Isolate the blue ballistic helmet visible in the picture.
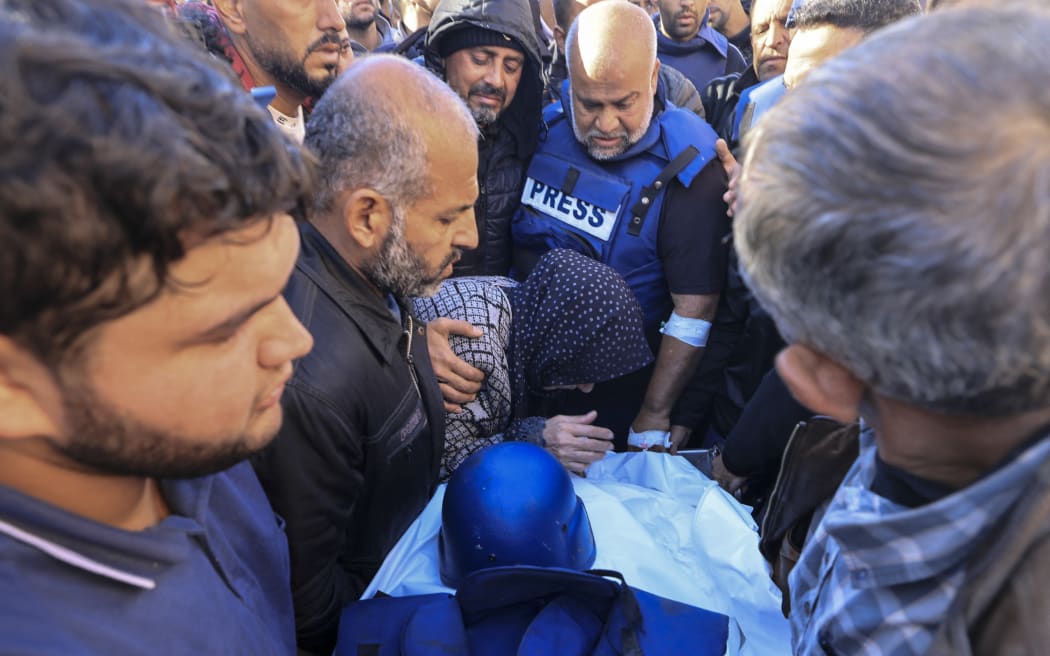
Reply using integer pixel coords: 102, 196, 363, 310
439, 442, 597, 587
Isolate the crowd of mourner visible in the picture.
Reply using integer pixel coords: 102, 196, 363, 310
1, 0, 1048, 653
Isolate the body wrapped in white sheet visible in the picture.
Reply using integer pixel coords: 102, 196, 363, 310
362, 452, 791, 656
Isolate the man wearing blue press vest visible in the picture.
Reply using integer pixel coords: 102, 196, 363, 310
512, 1, 730, 450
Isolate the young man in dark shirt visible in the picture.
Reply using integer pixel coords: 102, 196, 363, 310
0, 1, 314, 651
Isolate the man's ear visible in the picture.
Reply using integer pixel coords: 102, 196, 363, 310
650, 58, 660, 94
0, 337, 64, 442
776, 344, 863, 424
212, 0, 248, 36
342, 188, 394, 252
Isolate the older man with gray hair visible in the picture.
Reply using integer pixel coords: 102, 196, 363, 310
251, 55, 479, 654
736, 6, 1050, 654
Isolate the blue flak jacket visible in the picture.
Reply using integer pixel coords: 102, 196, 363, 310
733, 75, 787, 145
512, 80, 719, 333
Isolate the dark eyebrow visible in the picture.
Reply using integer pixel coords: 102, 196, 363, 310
192, 294, 279, 343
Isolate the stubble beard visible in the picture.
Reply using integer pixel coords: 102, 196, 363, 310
54, 368, 267, 479
363, 206, 459, 298
245, 30, 341, 99
345, 13, 376, 30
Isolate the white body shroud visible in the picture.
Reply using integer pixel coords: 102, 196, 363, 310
362, 451, 791, 656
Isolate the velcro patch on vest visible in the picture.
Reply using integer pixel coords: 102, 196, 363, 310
520, 177, 618, 242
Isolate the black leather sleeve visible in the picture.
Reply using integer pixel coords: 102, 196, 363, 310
252, 383, 366, 655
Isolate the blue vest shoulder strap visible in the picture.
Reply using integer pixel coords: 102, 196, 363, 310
544, 78, 718, 185
733, 74, 786, 144
655, 106, 719, 189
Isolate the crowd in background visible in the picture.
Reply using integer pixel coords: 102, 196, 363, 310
2, 0, 1049, 653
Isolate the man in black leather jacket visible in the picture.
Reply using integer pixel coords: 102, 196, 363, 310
251, 56, 480, 655
424, 0, 546, 277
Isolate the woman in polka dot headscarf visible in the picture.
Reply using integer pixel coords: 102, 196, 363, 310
414, 249, 654, 477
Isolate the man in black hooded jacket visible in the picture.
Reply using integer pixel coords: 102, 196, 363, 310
424, 0, 546, 278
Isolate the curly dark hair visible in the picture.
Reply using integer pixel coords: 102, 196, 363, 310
0, 0, 314, 365
788, 0, 922, 33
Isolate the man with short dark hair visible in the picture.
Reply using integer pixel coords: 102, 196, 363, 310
728, 0, 920, 145
180, 0, 350, 141
707, 0, 752, 65
251, 55, 479, 655
342, 0, 401, 52
783, 0, 919, 88
0, 0, 315, 651
737, 6, 1050, 652
653, 0, 747, 94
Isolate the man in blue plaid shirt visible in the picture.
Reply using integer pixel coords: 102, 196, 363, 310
734, 4, 1050, 654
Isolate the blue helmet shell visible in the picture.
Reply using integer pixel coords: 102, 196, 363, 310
438, 442, 597, 587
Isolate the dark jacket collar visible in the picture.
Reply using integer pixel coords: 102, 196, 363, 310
295, 222, 406, 365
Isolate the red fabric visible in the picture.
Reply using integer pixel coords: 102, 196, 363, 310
178, 2, 258, 92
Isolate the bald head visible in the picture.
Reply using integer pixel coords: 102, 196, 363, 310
566, 2, 660, 161
305, 55, 480, 296
332, 55, 475, 138
306, 55, 477, 219
567, 1, 657, 80
552, 0, 602, 54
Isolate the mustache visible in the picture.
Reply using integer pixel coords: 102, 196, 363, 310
441, 249, 463, 269
420, 249, 463, 289
305, 30, 345, 55
674, 9, 697, 20
469, 81, 506, 102
585, 127, 627, 141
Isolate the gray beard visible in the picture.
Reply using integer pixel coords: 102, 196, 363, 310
567, 88, 654, 160
362, 207, 451, 298
471, 104, 500, 129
